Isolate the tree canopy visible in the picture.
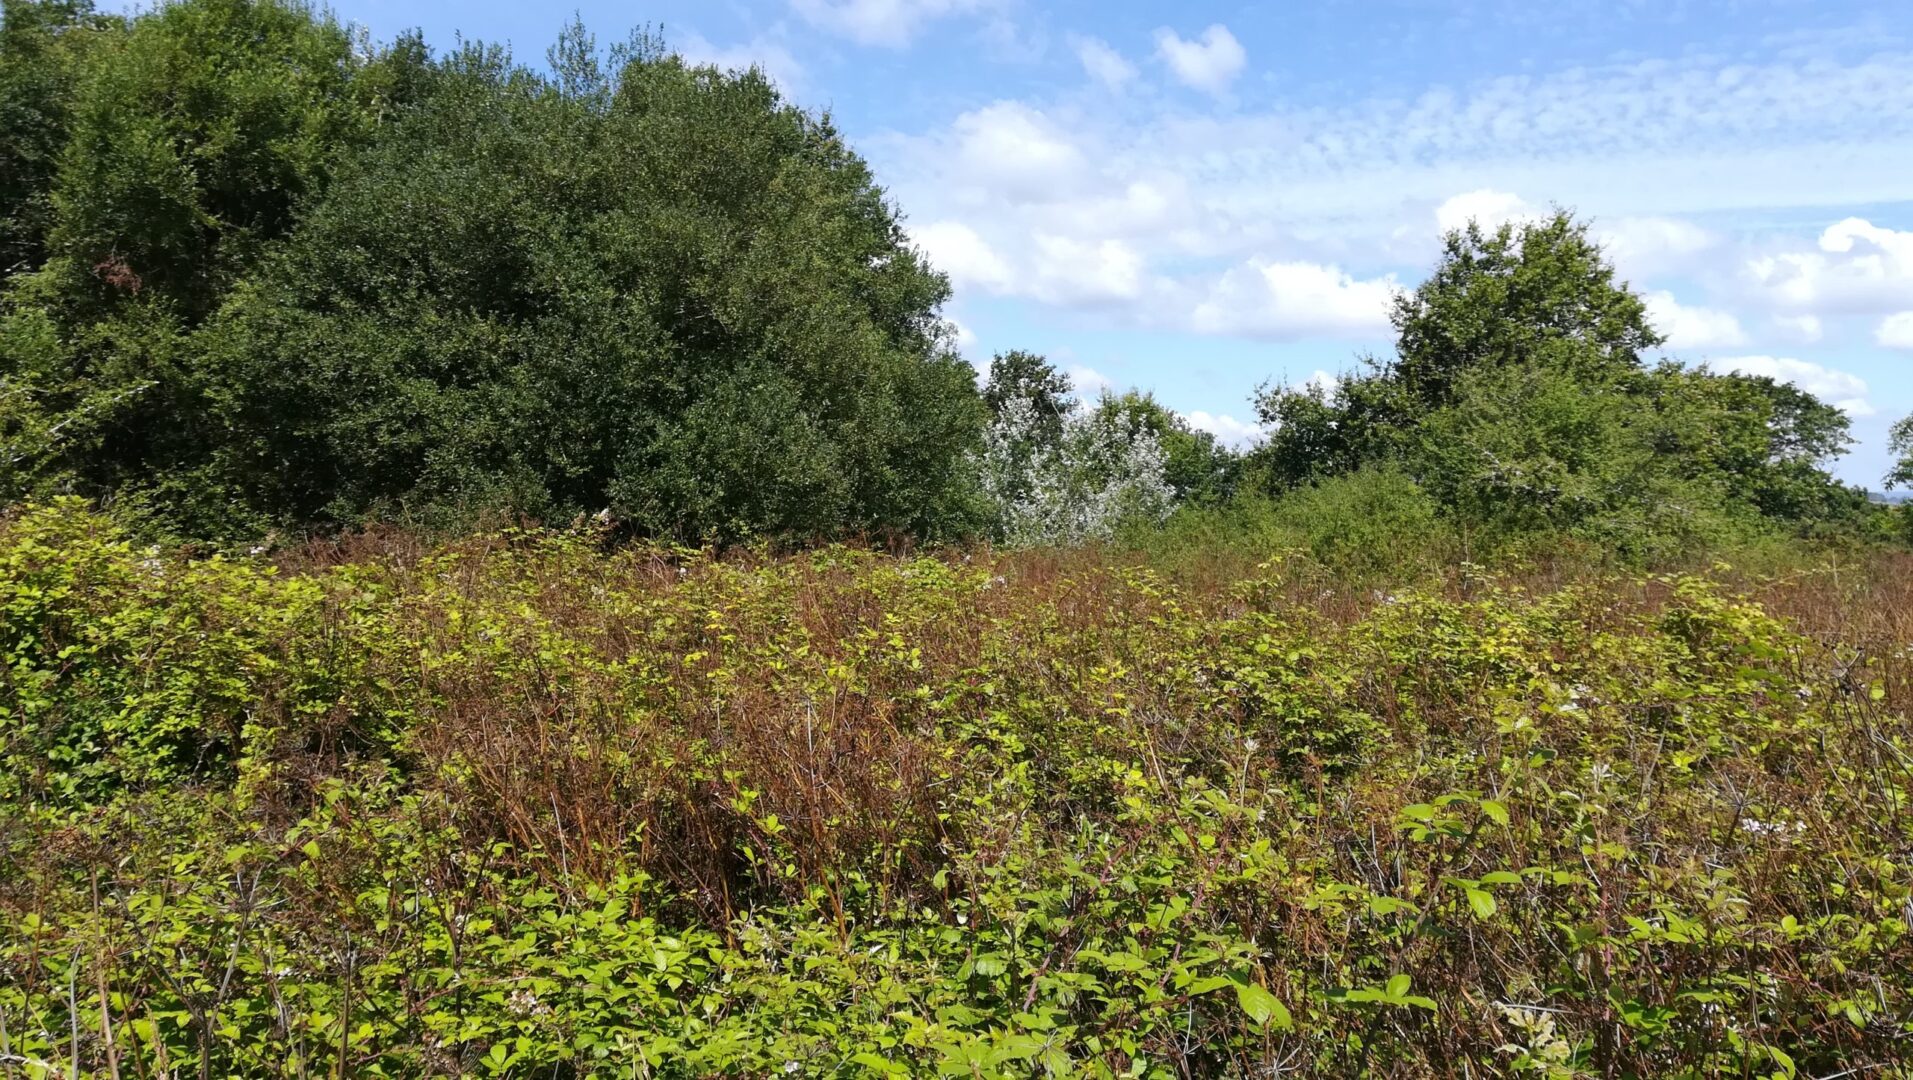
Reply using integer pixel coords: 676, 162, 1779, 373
1250, 211, 1869, 555
1, 4, 986, 541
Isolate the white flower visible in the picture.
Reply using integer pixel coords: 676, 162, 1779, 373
973, 395, 1175, 547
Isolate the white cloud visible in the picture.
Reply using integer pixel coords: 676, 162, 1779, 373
790, 0, 991, 47
1296, 369, 1341, 396
1191, 260, 1398, 340
1745, 218, 1913, 315
1595, 216, 1718, 276
912, 221, 1014, 292
1074, 37, 1136, 91
1435, 189, 1541, 234
948, 102, 1090, 203
1182, 410, 1265, 447
1877, 311, 1913, 349
1067, 364, 1114, 398
1154, 25, 1246, 95
1771, 314, 1824, 344
674, 34, 805, 91
1715, 356, 1875, 416
1643, 291, 1749, 351
943, 316, 983, 371
1028, 234, 1147, 305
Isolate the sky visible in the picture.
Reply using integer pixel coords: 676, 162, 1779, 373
246, 1, 1913, 483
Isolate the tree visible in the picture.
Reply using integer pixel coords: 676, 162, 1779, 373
1390, 212, 1661, 411
0, 0, 116, 279
195, 28, 984, 540
1889, 415, 1913, 491
983, 349, 1072, 441
1093, 390, 1240, 504
1248, 210, 1862, 550
0, 0, 434, 518
39, 0, 411, 320
976, 393, 1172, 546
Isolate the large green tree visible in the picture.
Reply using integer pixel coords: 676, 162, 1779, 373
1889, 415, 1913, 491
2, 6, 987, 541
0, 0, 116, 279
0, 0, 427, 521
198, 28, 984, 540
1250, 211, 1864, 551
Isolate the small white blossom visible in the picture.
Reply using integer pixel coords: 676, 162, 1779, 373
974, 396, 1174, 547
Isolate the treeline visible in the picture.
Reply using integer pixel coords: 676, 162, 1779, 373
2, 0, 1910, 554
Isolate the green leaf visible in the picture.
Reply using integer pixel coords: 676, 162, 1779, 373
1479, 799, 1509, 826
1234, 982, 1293, 1029
852, 1051, 911, 1075
1465, 887, 1497, 920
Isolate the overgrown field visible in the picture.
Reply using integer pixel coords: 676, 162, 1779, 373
2, 500, 1911, 1077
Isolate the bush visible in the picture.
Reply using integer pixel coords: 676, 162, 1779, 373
6, 500, 1909, 1076
1268, 467, 1449, 577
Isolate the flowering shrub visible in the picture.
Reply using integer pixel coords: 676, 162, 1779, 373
977, 395, 1175, 546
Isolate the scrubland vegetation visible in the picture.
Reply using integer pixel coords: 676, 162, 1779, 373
5, 0, 1913, 1076
4, 502, 1913, 1076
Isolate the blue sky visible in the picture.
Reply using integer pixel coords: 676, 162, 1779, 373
299, 1, 1913, 482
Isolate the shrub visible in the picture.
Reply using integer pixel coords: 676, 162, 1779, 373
4, 500, 1910, 1076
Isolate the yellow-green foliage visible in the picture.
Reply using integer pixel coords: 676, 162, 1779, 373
2, 500, 1910, 1077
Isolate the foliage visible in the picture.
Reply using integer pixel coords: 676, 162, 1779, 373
1248, 212, 1874, 555
0, 5, 986, 542
0, 0, 117, 279
1092, 390, 1240, 505
4, 499, 1912, 1076
196, 29, 984, 540
982, 350, 1073, 445
1262, 467, 1447, 577
1889, 413, 1913, 491
976, 366, 1175, 546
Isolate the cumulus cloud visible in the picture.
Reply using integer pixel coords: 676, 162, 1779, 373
1074, 36, 1136, 90
1643, 291, 1750, 351
1771, 314, 1825, 344
1877, 311, 1913, 349
947, 102, 1090, 203
1190, 260, 1398, 340
1596, 216, 1718, 276
790, 0, 992, 47
1182, 410, 1265, 447
1716, 356, 1875, 416
1067, 364, 1115, 398
911, 221, 1014, 292
1154, 25, 1246, 95
1745, 218, 1913, 315
675, 34, 805, 91
1028, 234, 1147, 305
1435, 189, 1542, 234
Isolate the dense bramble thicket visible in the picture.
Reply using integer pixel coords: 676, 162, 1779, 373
3, 500, 1911, 1076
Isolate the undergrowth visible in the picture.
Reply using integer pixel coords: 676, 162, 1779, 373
2, 499, 1911, 1077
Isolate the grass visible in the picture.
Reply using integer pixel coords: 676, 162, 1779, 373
2, 498, 1911, 1077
